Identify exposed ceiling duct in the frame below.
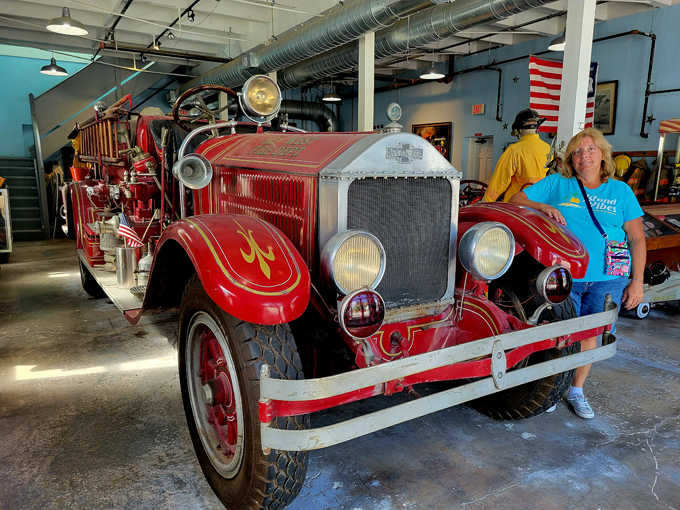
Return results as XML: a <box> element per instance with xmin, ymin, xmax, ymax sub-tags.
<box><xmin>178</xmin><ymin>0</ymin><xmax>440</xmax><ymax>93</ymax></box>
<box><xmin>277</xmin><ymin>0</ymin><xmax>559</xmax><ymax>90</ymax></box>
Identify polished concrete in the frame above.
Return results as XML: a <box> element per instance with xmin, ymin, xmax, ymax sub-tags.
<box><xmin>1</xmin><ymin>240</ymin><xmax>679</xmax><ymax>510</ymax></box>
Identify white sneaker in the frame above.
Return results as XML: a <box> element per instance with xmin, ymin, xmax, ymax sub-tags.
<box><xmin>566</xmin><ymin>393</ymin><xmax>595</xmax><ymax>419</ymax></box>
<box><xmin>545</xmin><ymin>404</ymin><xmax>557</xmax><ymax>413</ymax></box>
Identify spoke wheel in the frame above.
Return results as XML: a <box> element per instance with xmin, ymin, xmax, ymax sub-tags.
<box><xmin>186</xmin><ymin>312</ymin><xmax>245</xmax><ymax>478</ymax></box>
<box><xmin>173</xmin><ymin>84</ymin><xmax>238</xmax><ymax>132</ymax></box>
<box><xmin>179</xmin><ymin>275</ymin><xmax>309</xmax><ymax>510</ymax></box>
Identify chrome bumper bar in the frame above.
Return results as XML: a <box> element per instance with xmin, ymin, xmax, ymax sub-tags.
<box><xmin>260</xmin><ymin>303</ymin><xmax>618</xmax><ymax>451</ymax></box>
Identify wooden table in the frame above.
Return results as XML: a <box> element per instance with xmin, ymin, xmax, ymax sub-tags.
<box><xmin>641</xmin><ymin>204</ymin><xmax>680</xmax><ymax>266</ymax></box>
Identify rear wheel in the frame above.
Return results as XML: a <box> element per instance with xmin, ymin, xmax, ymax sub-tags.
<box><xmin>178</xmin><ymin>275</ymin><xmax>308</xmax><ymax>510</ymax></box>
<box><xmin>79</xmin><ymin>259</ymin><xmax>105</xmax><ymax>298</ymax></box>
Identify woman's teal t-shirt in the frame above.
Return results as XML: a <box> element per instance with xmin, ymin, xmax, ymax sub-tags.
<box><xmin>523</xmin><ymin>173</ymin><xmax>644</xmax><ymax>282</ymax></box>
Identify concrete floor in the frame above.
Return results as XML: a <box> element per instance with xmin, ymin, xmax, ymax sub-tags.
<box><xmin>1</xmin><ymin>239</ymin><xmax>679</xmax><ymax>510</ymax></box>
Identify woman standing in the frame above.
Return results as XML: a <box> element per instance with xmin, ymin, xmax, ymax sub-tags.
<box><xmin>509</xmin><ymin>127</ymin><xmax>646</xmax><ymax>419</ymax></box>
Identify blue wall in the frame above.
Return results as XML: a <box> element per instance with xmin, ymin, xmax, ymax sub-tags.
<box><xmin>0</xmin><ymin>54</ymin><xmax>87</xmax><ymax>159</ymax></box>
<box><xmin>343</xmin><ymin>4</ymin><xmax>680</xmax><ymax>175</ymax></box>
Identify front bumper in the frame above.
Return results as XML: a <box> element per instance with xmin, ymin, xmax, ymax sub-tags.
<box><xmin>259</xmin><ymin>300</ymin><xmax>618</xmax><ymax>452</ymax></box>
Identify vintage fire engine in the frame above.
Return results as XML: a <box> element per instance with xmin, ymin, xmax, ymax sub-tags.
<box><xmin>67</xmin><ymin>76</ymin><xmax>619</xmax><ymax>510</ymax></box>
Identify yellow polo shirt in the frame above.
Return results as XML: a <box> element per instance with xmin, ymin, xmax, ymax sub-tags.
<box><xmin>482</xmin><ymin>133</ymin><xmax>550</xmax><ymax>202</ymax></box>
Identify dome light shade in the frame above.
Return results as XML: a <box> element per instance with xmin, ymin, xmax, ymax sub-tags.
<box><xmin>420</xmin><ymin>61</ymin><xmax>445</xmax><ymax>80</ymax></box>
<box><xmin>322</xmin><ymin>90</ymin><xmax>342</xmax><ymax>102</ymax></box>
<box><xmin>548</xmin><ymin>33</ymin><xmax>565</xmax><ymax>52</ymax></box>
<box><xmin>47</xmin><ymin>7</ymin><xmax>88</xmax><ymax>36</ymax></box>
<box><xmin>40</xmin><ymin>58</ymin><xmax>68</xmax><ymax>76</ymax></box>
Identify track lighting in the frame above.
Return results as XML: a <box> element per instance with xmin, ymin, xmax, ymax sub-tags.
<box><xmin>153</xmin><ymin>38</ymin><xmax>161</xmax><ymax>50</ymax></box>
<box><xmin>167</xmin><ymin>31</ymin><xmax>175</xmax><ymax>40</ymax></box>
<box><xmin>186</xmin><ymin>9</ymin><xmax>195</xmax><ymax>22</ymax></box>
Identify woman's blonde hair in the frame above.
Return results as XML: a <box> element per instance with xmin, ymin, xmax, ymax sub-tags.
<box><xmin>562</xmin><ymin>127</ymin><xmax>615</xmax><ymax>182</ymax></box>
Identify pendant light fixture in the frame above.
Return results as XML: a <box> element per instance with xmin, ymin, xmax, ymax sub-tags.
<box><xmin>46</xmin><ymin>7</ymin><xmax>88</xmax><ymax>36</ymax></box>
<box><xmin>420</xmin><ymin>61</ymin><xmax>445</xmax><ymax>80</ymax></box>
<box><xmin>548</xmin><ymin>33</ymin><xmax>565</xmax><ymax>52</ymax></box>
<box><xmin>40</xmin><ymin>57</ymin><xmax>68</xmax><ymax>76</ymax></box>
<box><xmin>322</xmin><ymin>77</ymin><xmax>341</xmax><ymax>103</ymax></box>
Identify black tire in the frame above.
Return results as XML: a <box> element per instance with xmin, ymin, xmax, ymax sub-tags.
<box><xmin>79</xmin><ymin>259</ymin><xmax>105</xmax><ymax>298</ymax></box>
<box><xmin>178</xmin><ymin>275</ymin><xmax>309</xmax><ymax>510</ymax></box>
<box><xmin>474</xmin><ymin>265</ymin><xmax>580</xmax><ymax>419</ymax></box>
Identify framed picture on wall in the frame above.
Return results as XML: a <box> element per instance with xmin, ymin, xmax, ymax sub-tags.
<box><xmin>412</xmin><ymin>122</ymin><xmax>452</xmax><ymax>161</ymax></box>
<box><xmin>594</xmin><ymin>81</ymin><xmax>618</xmax><ymax>135</ymax></box>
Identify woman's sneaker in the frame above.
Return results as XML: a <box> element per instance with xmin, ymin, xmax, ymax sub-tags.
<box><xmin>545</xmin><ymin>404</ymin><xmax>557</xmax><ymax>413</ymax></box>
<box><xmin>566</xmin><ymin>394</ymin><xmax>595</xmax><ymax>419</ymax></box>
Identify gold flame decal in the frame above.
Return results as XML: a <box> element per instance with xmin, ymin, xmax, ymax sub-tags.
<box><xmin>234</xmin><ymin>219</ymin><xmax>275</xmax><ymax>279</ymax></box>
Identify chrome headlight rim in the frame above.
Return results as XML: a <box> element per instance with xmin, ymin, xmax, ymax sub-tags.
<box><xmin>320</xmin><ymin>230</ymin><xmax>386</xmax><ymax>295</ymax></box>
<box><xmin>238</xmin><ymin>74</ymin><xmax>282</xmax><ymax>121</ymax></box>
<box><xmin>338</xmin><ymin>287</ymin><xmax>386</xmax><ymax>339</ymax></box>
<box><xmin>536</xmin><ymin>264</ymin><xmax>573</xmax><ymax>304</ymax></box>
<box><xmin>459</xmin><ymin>221</ymin><xmax>515</xmax><ymax>281</ymax></box>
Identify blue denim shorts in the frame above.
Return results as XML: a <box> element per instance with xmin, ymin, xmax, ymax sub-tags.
<box><xmin>570</xmin><ymin>276</ymin><xmax>629</xmax><ymax>333</ymax></box>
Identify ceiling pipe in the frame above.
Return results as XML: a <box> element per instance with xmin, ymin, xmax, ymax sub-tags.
<box><xmin>178</xmin><ymin>0</ymin><xmax>439</xmax><ymax>93</ymax></box>
<box><xmin>277</xmin><ymin>0</ymin><xmax>559</xmax><ymax>91</ymax></box>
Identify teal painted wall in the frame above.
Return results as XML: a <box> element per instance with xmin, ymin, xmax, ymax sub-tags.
<box><xmin>344</xmin><ymin>4</ymin><xmax>680</xmax><ymax>176</ymax></box>
<box><xmin>0</xmin><ymin>54</ymin><xmax>87</xmax><ymax>158</ymax></box>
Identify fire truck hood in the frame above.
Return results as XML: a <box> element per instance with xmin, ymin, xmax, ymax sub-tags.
<box><xmin>194</xmin><ymin>131</ymin><xmax>461</xmax><ymax>178</ymax></box>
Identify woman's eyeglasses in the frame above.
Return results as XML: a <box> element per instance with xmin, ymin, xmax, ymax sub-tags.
<box><xmin>571</xmin><ymin>145</ymin><xmax>599</xmax><ymax>158</ymax></box>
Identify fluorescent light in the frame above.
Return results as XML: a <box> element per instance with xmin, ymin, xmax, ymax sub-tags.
<box><xmin>40</xmin><ymin>58</ymin><xmax>68</xmax><ymax>76</ymax></box>
<box><xmin>420</xmin><ymin>61</ymin><xmax>445</xmax><ymax>80</ymax></box>
<box><xmin>549</xmin><ymin>33</ymin><xmax>565</xmax><ymax>52</ymax></box>
<box><xmin>46</xmin><ymin>7</ymin><xmax>88</xmax><ymax>36</ymax></box>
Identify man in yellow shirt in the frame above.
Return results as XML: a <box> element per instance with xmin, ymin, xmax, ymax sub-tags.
<box><xmin>482</xmin><ymin>108</ymin><xmax>550</xmax><ymax>202</ymax></box>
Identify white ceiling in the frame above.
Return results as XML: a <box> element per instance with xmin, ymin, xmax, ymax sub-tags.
<box><xmin>0</xmin><ymin>0</ymin><xmax>677</xmax><ymax>83</ymax></box>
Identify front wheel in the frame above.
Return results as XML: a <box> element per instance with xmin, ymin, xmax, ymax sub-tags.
<box><xmin>178</xmin><ymin>275</ymin><xmax>308</xmax><ymax>510</ymax></box>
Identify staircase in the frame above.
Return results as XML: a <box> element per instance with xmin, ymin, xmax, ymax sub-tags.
<box><xmin>0</xmin><ymin>157</ymin><xmax>47</xmax><ymax>241</ymax></box>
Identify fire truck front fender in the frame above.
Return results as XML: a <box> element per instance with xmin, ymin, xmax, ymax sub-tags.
<box><xmin>147</xmin><ymin>214</ymin><xmax>311</xmax><ymax>325</ymax></box>
<box><xmin>459</xmin><ymin>202</ymin><xmax>588</xmax><ymax>279</ymax></box>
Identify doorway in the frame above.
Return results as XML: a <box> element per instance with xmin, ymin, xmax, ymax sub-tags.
<box><xmin>466</xmin><ymin>136</ymin><xmax>494</xmax><ymax>182</ymax></box>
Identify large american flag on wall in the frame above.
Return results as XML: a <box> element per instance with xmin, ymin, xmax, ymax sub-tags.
<box><xmin>529</xmin><ymin>56</ymin><xmax>599</xmax><ymax>132</ymax></box>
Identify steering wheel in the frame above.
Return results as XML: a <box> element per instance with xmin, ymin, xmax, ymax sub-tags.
<box><xmin>459</xmin><ymin>179</ymin><xmax>488</xmax><ymax>207</ymax></box>
<box><xmin>173</xmin><ymin>85</ymin><xmax>238</xmax><ymax>132</ymax></box>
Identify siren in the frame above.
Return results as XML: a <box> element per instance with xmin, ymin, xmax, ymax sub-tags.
<box><xmin>172</xmin><ymin>153</ymin><xmax>213</xmax><ymax>190</ymax></box>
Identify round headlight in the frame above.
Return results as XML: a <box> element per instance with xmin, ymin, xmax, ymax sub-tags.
<box><xmin>459</xmin><ymin>222</ymin><xmax>515</xmax><ymax>280</ymax></box>
<box><xmin>339</xmin><ymin>288</ymin><xmax>386</xmax><ymax>339</ymax></box>
<box><xmin>241</xmin><ymin>75</ymin><xmax>281</xmax><ymax>118</ymax></box>
<box><xmin>321</xmin><ymin>230</ymin><xmax>386</xmax><ymax>295</ymax></box>
<box><xmin>536</xmin><ymin>265</ymin><xmax>572</xmax><ymax>304</ymax></box>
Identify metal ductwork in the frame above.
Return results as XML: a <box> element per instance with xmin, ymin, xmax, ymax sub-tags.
<box><xmin>278</xmin><ymin>0</ymin><xmax>559</xmax><ymax>90</ymax></box>
<box><xmin>280</xmin><ymin>100</ymin><xmax>339</xmax><ymax>132</ymax></box>
<box><xmin>202</xmin><ymin>99</ymin><xmax>339</xmax><ymax>132</ymax></box>
<box><xmin>178</xmin><ymin>0</ymin><xmax>439</xmax><ymax>93</ymax></box>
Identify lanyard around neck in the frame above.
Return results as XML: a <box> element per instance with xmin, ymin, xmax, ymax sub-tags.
<box><xmin>576</xmin><ymin>178</ymin><xmax>608</xmax><ymax>240</ymax></box>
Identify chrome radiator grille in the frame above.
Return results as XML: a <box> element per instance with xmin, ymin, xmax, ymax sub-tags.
<box><xmin>347</xmin><ymin>177</ymin><xmax>452</xmax><ymax>309</ymax></box>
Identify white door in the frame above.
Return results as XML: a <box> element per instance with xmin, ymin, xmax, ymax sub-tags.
<box><xmin>466</xmin><ymin>136</ymin><xmax>494</xmax><ymax>182</ymax></box>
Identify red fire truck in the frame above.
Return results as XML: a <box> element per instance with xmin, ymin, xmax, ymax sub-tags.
<box><xmin>67</xmin><ymin>75</ymin><xmax>618</xmax><ymax>510</ymax></box>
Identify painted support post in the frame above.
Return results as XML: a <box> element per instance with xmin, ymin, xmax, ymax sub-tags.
<box><xmin>357</xmin><ymin>32</ymin><xmax>375</xmax><ymax>132</ymax></box>
<box><xmin>556</xmin><ymin>0</ymin><xmax>597</xmax><ymax>148</ymax></box>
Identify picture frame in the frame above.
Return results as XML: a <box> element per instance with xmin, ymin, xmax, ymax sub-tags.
<box><xmin>594</xmin><ymin>80</ymin><xmax>618</xmax><ymax>135</ymax></box>
<box><xmin>412</xmin><ymin>122</ymin><xmax>452</xmax><ymax>161</ymax></box>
